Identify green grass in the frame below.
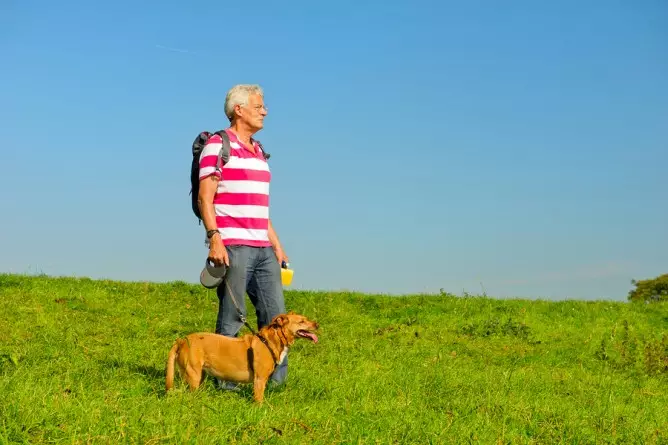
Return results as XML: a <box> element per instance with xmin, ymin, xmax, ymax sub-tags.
<box><xmin>1</xmin><ymin>273</ymin><xmax>667</xmax><ymax>444</ymax></box>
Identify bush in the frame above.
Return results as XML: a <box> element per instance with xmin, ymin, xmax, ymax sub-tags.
<box><xmin>627</xmin><ymin>273</ymin><xmax>668</xmax><ymax>303</ymax></box>
<box><xmin>595</xmin><ymin>320</ymin><xmax>668</xmax><ymax>376</ymax></box>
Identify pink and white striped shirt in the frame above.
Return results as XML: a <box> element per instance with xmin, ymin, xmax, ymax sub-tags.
<box><xmin>198</xmin><ymin>129</ymin><xmax>272</xmax><ymax>247</ymax></box>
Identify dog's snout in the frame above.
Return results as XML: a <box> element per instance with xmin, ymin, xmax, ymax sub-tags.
<box><xmin>314</xmin><ymin>322</ymin><xmax>320</xmax><ymax>329</ymax></box>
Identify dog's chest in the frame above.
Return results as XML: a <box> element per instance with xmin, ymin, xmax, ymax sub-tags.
<box><xmin>278</xmin><ymin>347</ymin><xmax>288</xmax><ymax>364</ymax></box>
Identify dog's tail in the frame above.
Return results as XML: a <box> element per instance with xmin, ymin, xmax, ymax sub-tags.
<box><xmin>165</xmin><ymin>338</ymin><xmax>183</xmax><ymax>392</ymax></box>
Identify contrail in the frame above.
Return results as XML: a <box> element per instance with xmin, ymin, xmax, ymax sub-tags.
<box><xmin>155</xmin><ymin>44</ymin><xmax>198</xmax><ymax>55</ymax></box>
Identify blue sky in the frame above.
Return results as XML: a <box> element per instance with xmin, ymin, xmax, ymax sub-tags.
<box><xmin>1</xmin><ymin>0</ymin><xmax>666</xmax><ymax>300</ymax></box>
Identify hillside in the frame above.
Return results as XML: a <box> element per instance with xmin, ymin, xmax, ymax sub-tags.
<box><xmin>1</xmin><ymin>273</ymin><xmax>666</xmax><ymax>444</ymax></box>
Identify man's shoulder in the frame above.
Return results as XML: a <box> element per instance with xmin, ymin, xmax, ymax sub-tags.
<box><xmin>205</xmin><ymin>133</ymin><xmax>224</xmax><ymax>145</ymax></box>
<box><xmin>199</xmin><ymin>132</ymin><xmax>227</xmax><ymax>160</ymax></box>
<box><xmin>206</xmin><ymin>129</ymin><xmax>235</xmax><ymax>145</ymax></box>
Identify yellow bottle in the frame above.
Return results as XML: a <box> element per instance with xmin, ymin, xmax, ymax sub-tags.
<box><xmin>281</xmin><ymin>261</ymin><xmax>294</xmax><ymax>286</ymax></box>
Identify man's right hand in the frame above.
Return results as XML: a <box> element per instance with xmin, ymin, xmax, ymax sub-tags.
<box><xmin>208</xmin><ymin>235</ymin><xmax>229</xmax><ymax>267</ymax></box>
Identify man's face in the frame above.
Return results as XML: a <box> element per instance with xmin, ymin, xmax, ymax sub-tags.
<box><xmin>237</xmin><ymin>93</ymin><xmax>268</xmax><ymax>131</ymax></box>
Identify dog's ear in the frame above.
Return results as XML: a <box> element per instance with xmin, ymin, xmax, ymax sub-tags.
<box><xmin>274</xmin><ymin>314</ymin><xmax>289</xmax><ymax>327</ymax></box>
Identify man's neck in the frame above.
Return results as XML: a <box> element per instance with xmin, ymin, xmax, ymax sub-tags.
<box><xmin>229</xmin><ymin>123</ymin><xmax>254</xmax><ymax>146</ymax></box>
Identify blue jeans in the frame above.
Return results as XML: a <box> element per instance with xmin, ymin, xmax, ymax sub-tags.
<box><xmin>215</xmin><ymin>245</ymin><xmax>287</xmax><ymax>385</ymax></box>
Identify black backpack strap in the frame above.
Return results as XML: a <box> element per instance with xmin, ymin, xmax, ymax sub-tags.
<box><xmin>214</xmin><ymin>130</ymin><xmax>232</xmax><ymax>171</ymax></box>
<box><xmin>256</xmin><ymin>140</ymin><xmax>270</xmax><ymax>160</ymax></box>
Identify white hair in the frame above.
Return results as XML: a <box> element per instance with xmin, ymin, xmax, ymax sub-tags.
<box><xmin>224</xmin><ymin>84</ymin><xmax>264</xmax><ymax>121</ymax></box>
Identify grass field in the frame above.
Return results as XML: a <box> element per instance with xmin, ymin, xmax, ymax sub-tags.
<box><xmin>1</xmin><ymin>273</ymin><xmax>667</xmax><ymax>444</ymax></box>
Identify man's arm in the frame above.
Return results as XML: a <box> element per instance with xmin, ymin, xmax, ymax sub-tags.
<box><xmin>197</xmin><ymin>136</ymin><xmax>229</xmax><ymax>266</ymax></box>
<box><xmin>198</xmin><ymin>175</ymin><xmax>228</xmax><ymax>266</ymax></box>
<box><xmin>268</xmin><ymin>219</ymin><xmax>288</xmax><ymax>265</ymax></box>
<box><xmin>198</xmin><ymin>176</ymin><xmax>219</xmax><ymax>235</ymax></box>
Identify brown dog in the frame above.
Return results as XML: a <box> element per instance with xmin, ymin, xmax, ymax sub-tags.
<box><xmin>165</xmin><ymin>311</ymin><xmax>319</xmax><ymax>403</ymax></box>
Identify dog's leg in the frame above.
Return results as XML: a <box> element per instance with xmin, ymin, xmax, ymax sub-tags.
<box><xmin>253</xmin><ymin>375</ymin><xmax>268</xmax><ymax>403</ymax></box>
<box><xmin>184</xmin><ymin>363</ymin><xmax>203</xmax><ymax>391</ymax></box>
<box><xmin>165</xmin><ymin>339</ymin><xmax>182</xmax><ymax>392</ymax></box>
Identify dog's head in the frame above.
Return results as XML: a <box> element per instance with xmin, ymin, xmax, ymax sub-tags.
<box><xmin>270</xmin><ymin>311</ymin><xmax>319</xmax><ymax>344</ymax></box>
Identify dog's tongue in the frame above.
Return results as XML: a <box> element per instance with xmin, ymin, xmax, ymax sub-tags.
<box><xmin>303</xmin><ymin>332</ymin><xmax>318</xmax><ymax>343</ymax></box>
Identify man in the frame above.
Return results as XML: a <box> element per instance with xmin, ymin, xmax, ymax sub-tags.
<box><xmin>197</xmin><ymin>84</ymin><xmax>289</xmax><ymax>389</ymax></box>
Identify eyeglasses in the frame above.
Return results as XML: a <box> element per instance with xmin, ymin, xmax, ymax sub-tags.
<box><xmin>235</xmin><ymin>104</ymin><xmax>268</xmax><ymax>115</ymax></box>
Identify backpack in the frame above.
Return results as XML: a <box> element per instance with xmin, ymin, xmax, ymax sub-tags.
<box><xmin>189</xmin><ymin>129</ymin><xmax>271</xmax><ymax>221</ymax></box>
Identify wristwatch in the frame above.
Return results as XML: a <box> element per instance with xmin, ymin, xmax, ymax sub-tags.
<box><xmin>206</xmin><ymin>229</ymin><xmax>219</xmax><ymax>239</ymax></box>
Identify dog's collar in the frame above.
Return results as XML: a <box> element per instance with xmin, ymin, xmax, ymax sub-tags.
<box><xmin>255</xmin><ymin>333</ymin><xmax>280</xmax><ymax>365</ymax></box>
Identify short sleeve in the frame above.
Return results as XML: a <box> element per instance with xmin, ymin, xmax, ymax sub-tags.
<box><xmin>198</xmin><ymin>134</ymin><xmax>223</xmax><ymax>181</ymax></box>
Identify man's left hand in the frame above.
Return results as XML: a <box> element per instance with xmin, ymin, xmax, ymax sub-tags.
<box><xmin>275</xmin><ymin>247</ymin><xmax>289</xmax><ymax>267</ymax></box>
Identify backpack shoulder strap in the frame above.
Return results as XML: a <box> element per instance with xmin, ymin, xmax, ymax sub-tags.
<box><xmin>214</xmin><ymin>130</ymin><xmax>232</xmax><ymax>169</ymax></box>
<box><xmin>218</xmin><ymin>130</ymin><xmax>231</xmax><ymax>163</ymax></box>
<box><xmin>255</xmin><ymin>139</ymin><xmax>270</xmax><ymax>160</ymax></box>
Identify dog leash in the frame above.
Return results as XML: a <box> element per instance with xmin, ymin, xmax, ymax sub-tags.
<box><xmin>224</xmin><ymin>279</ymin><xmax>256</xmax><ymax>334</ymax></box>
<box><xmin>223</xmin><ymin>279</ymin><xmax>281</xmax><ymax>366</ymax></box>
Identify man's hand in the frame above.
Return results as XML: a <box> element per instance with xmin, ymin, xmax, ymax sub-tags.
<box><xmin>268</xmin><ymin>219</ymin><xmax>288</xmax><ymax>266</ymax></box>
<box><xmin>274</xmin><ymin>246</ymin><xmax>289</xmax><ymax>267</ymax></box>
<box><xmin>208</xmin><ymin>235</ymin><xmax>229</xmax><ymax>267</ymax></box>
